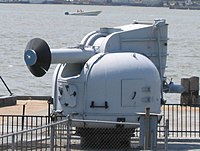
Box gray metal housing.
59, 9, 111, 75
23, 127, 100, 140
50, 19, 167, 128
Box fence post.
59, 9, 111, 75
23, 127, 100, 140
50, 124, 55, 151
67, 115, 71, 151
164, 119, 169, 151
138, 107, 160, 150
47, 98, 53, 136
21, 104, 26, 143
144, 107, 150, 150
12, 134, 15, 151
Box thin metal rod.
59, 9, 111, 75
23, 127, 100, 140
164, 119, 169, 151
0, 76, 12, 95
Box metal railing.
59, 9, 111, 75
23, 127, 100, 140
1, 103, 200, 138
0, 118, 133, 150
0, 118, 69, 151
1, 104, 200, 137
0, 115, 50, 135
160, 104, 200, 137
0, 114, 170, 151
0, 103, 200, 150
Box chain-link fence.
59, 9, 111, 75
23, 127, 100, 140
0, 115, 169, 150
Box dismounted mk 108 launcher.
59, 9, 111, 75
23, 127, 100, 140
24, 19, 183, 147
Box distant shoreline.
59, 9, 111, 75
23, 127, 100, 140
0, 1, 164, 7
2, 2, 199, 10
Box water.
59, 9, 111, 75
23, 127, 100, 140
0, 4, 200, 103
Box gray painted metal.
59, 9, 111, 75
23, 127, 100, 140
23, 19, 183, 129
50, 19, 165, 128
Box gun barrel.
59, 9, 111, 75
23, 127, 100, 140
24, 38, 96, 77
51, 48, 95, 64
25, 48, 95, 66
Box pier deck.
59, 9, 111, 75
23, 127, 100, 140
0, 100, 48, 116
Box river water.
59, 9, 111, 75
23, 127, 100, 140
0, 4, 199, 103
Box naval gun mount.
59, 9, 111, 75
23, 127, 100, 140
24, 19, 182, 148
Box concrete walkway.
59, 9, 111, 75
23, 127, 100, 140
157, 138, 200, 151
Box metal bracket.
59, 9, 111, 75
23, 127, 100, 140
90, 101, 109, 109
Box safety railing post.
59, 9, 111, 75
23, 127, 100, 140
164, 119, 169, 151
144, 107, 150, 150
50, 124, 55, 151
67, 115, 71, 151
12, 134, 15, 151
